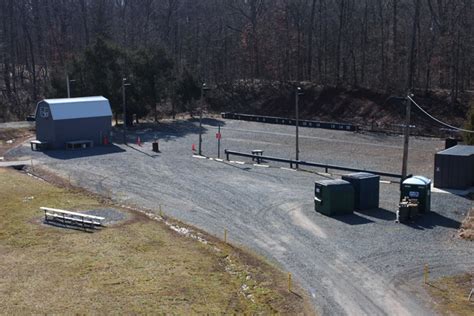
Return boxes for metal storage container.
[400,176,431,213]
[314,179,354,216]
[434,145,474,189]
[341,172,380,210]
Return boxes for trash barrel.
[445,138,458,149]
[400,176,431,213]
[152,141,159,153]
[315,179,354,216]
[341,172,380,210]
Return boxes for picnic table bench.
[66,140,93,150]
[40,207,104,229]
[30,140,48,151]
[251,149,264,162]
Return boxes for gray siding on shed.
[35,101,56,144]
[52,116,111,149]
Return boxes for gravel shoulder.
[7,118,473,315]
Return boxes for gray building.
[434,145,474,189]
[34,96,112,149]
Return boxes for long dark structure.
[224,149,402,179]
[221,112,357,132]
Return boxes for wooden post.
[224,229,227,243]
[424,264,429,284]
[288,272,292,292]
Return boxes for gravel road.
[8,118,473,315]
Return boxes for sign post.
[216,125,222,158]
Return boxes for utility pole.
[295,86,303,167]
[401,94,412,179]
[198,83,210,156]
[122,78,131,144]
[66,74,75,98]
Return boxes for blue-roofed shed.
[34,96,112,149]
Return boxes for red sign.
[216,132,221,139]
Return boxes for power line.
[407,95,474,134]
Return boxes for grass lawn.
[0,167,312,314]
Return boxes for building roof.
[36,96,112,121]
[437,145,474,156]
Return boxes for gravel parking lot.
[8,118,473,315]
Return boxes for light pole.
[198,82,210,156]
[66,74,76,98]
[295,86,303,167]
[122,77,131,144]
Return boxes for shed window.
[40,107,50,118]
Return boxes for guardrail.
[224,149,402,179]
[221,112,358,132]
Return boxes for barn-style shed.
[34,96,112,149]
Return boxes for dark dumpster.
[315,179,354,216]
[341,172,380,211]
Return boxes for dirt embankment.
[208,81,472,136]
[0,127,34,157]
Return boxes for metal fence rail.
[221,112,358,132]
[224,149,402,179]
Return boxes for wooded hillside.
[0,0,472,122]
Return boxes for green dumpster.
[400,176,431,213]
[315,179,354,216]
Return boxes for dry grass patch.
[459,208,474,240]
[427,273,474,316]
[0,168,313,314]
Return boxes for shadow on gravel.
[408,211,461,230]
[126,144,160,158]
[331,213,374,225]
[43,145,125,160]
[358,208,396,221]
[112,118,226,143]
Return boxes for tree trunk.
[307,0,316,81]
[407,0,421,91]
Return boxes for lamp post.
[295,86,303,167]
[122,77,131,144]
[66,74,76,98]
[198,82,210,156]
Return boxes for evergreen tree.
[130,47,174,122]
[175,70,201,112]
